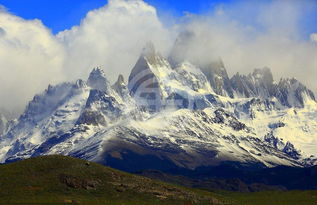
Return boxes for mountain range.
[0,41,317,177]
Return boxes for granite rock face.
[200,59,234,98]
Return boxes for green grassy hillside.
[223,190,317,205]
[0,155,225,205]
[0,155,316,205]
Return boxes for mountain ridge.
[0,42,316,175]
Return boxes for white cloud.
[171,0,317,94]
[0,0,174,114]
[0,11,66,114]
[57,0,174,82]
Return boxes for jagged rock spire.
[251,67,274,86]
[87,67,111,92]
[112,74,129,98]
[128,42,163,92]
[128,42,168,111]
[200,58,234,98]
[231,67,275,99]
[74,79,87,89]
[230,67,316,107]
[140,41,164,66]
[115,74,125,86]
[169,30,195,67]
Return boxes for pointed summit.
[169,30,195,66]
[112,74,129,98]
[88,67,106,79]
[128,42,169,87]
[87,67,111,92]
[200,58,234,98]
[275,77,316,107]
[128,42,171,111]
[140,41,163,66]
[128,50,162,98]
[209,58,225,70]
[117,74,125,85]
[230,67,275,99]
[251,67,274,85]
[74,79,87,89]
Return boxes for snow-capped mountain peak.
[0,42,317,172]
[112,74,128,98]
[87,67,111,92]
[251,67,273,83]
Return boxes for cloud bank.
[0,11,65,114]
[174,0,317,91]
[57,0,173,81]
[1,0,317,116]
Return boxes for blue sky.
[1,0,317,38]
[0,0,107,33]
[0,0,235,33]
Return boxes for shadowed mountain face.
[200,59,234,98]
[0,42,317,184]
[230,68,274,99]
[138,164,317,191]
[230,68,316,108]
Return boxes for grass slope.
[0,155,225,205]
[0,155,316,205]
[223,190,317,205]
